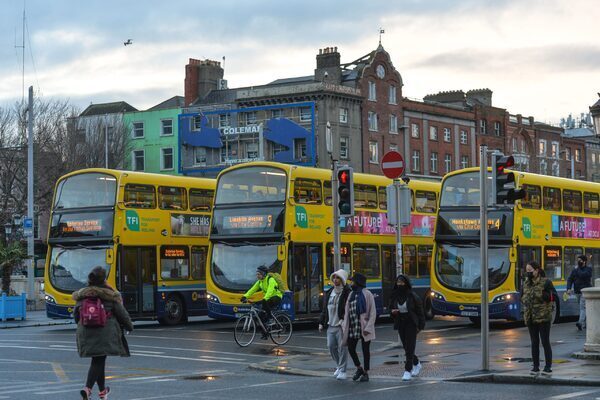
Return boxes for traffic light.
[492,155,525,205]
[337,166,354,217]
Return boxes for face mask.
[578,261,584,267]
[527,272,534,280]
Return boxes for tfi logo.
[295,206,308,228]
[126,210,140,231]
[522,217,532,239]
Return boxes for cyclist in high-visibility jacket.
[241,266,283,339]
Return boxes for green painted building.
[123,96,185,175]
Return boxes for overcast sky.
[1,0,598,123]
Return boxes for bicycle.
[234,300,293,347]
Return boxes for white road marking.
[545,390,600,400]
[308,381,438,400]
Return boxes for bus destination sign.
[50,211,114,239]
[436,210,513,238]
[448,217,502,232]
[223,214,273,230]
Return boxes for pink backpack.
[80,297,110,327]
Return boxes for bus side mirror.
[106,249,114,264]
[277,244,286,261]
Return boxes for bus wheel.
[469,317,481,326]
[552,299,560,324]
[424,297,434,320]
[159,295,185,325]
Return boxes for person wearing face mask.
[389,274,426,381]
[319,269,351,380]
[566,254,592,331]
[522,261,556,375]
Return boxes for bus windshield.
[54,173,117,209]
[440,171,493,207]
[215,167,286,204]
[49,246,111,293]
[435,243,510,291]
[211,242,282,292]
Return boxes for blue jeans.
[576,293,586,328]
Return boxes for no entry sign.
[381,151,405,179]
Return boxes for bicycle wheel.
[269,313,293,345]
[234,315,256,347]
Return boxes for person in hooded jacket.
[342,273,376,382]
[319,269,351,380]
[389,274,426,381]
[73,266,133,400]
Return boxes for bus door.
[517,246,540,292]
[120,246,157,316]
[290,243,323,315]
[381,245,396,312]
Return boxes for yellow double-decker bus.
[44,169,215,325]
[431,167,600,322]
[206,161,439,320]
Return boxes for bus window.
[415,191,437,214]
[410,190,415,211]
[215,166,286,204]
[325,243,351,276]
[585,248,600,282]
[563,190,582,213]
[189,189,214,212]
[159,186,187,210]
[354,185,377,209]
[294,179,322,204]
[191,246,207,280]
[543,187,561,211]
[543,247,562,280]
[160,246,189,280]
[55,173,117,209]
[324,181,333,206]
[584,192,599,215]
[564,247,583,280]
[124,184,156,208]
[440,171,493,207]
[378,187,387,210]
[521,184,541,209]
[353,244,380,278]
[418,245,432,277]
[518,246,541,289]
[403,245,417,277]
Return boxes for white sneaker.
[411,362,422,377]
[402,371,412,381]
[333,368,340,377]
[336,372,347,380]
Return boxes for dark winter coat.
[389,290,426,331]
[73,285,134,358]
[567,265,593,294]
[318,285,351,328]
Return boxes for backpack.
[80,297,110,327]
[268,272,288,292]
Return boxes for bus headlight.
[492,293,515,303]
[430,290,446,301]
[44,294,56,304]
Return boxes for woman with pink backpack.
[73,266,133,399]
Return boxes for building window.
[444,154,452,173]
[368,81,376,101]
[390,144,398,152]
[219,114,230,128]
[480,119,487,134]
[132,150,145,171]
[576,148,582,162]
[461,155,469,169]
[539,139,547,156]
[521,139,527,154]
[429,126,438,141]
[566,147,571,160]
[593,153,597,164]
[443,128,451,142]
[552,161,559,177]
[339,108,348,123]
[368,111,378,131]
[272,143,286,158]
[193,115,202,130]
[389,114,398,134]
[161,119,173,136]
[294,138,307,159]
[412,150,420,172]
[509,115,518,123]
[430,152,438,173]
[132,122,144,138]
[494,121,501,136]
[551,142,559,158]
[161,148,174,170]
[340,137,349,159]
[460,130,468,144]
[540,159,548,175]
[194,147,206,165]
[389,85,397,104]
[272,109,282,119]
[246,142,259,159]
[411,123,420,138]
[512,138,518,152]
[369,141,378,163]
[299,107,311,122]
[245,111,257,125]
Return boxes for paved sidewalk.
[0,310,73,329]
[250,319,600,386]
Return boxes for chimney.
[315,46,341,84]
[466,88,493,107]
[184,58,224,106]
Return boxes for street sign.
[381,151,405,179]
[23,217,33,238]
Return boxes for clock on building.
[376,64,386,79]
